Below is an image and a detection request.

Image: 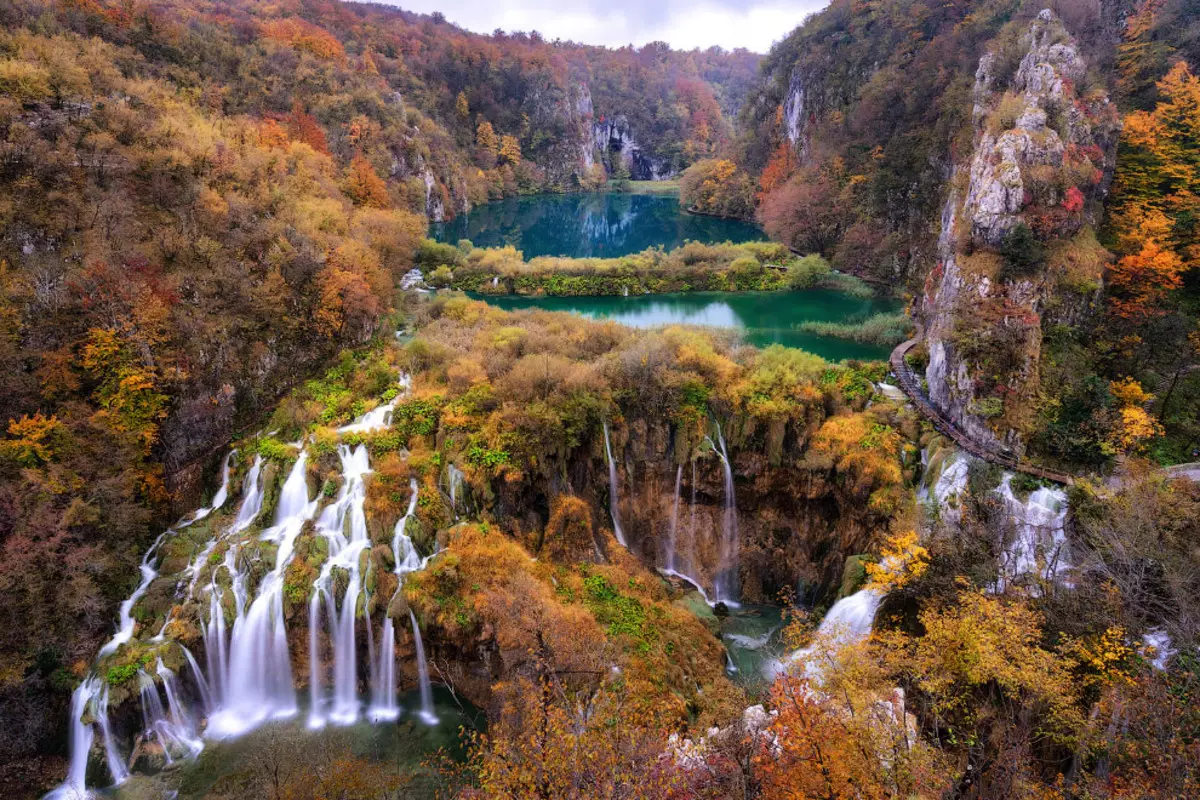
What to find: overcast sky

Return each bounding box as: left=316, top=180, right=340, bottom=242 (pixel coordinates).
left=383, top=1, right=830, bottom=53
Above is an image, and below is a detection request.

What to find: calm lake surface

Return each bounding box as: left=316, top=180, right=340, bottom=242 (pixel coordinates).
left=431, top=192, right=764, bottom=257
left=471, top=290, right=900, bottom=362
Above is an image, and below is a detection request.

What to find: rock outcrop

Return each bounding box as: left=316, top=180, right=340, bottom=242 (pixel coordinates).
left=593, top=115, right=675, bottom=181
left=921, top=9, right=1119, bottom=455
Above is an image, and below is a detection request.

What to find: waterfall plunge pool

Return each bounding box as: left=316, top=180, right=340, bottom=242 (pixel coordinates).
left=96, top=687, right=480, bottom=800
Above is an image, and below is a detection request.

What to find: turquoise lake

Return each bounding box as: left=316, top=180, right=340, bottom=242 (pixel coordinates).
left=431, top=191, right=764, bottom=258
left=469, top=290, right=900, bottom=362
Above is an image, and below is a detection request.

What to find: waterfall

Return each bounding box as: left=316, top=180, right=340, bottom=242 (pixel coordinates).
left=98, top=531, right=169, bottom=658
left=393, top=478, right=422, bottom=574
left=184, top=450, right=236, bottom=526
left=690, top=460, right=698, bottom=569
left=137, top=670, right=201, bottom=763
left=46, top=370, right=444, bottom=797
left=368, top=478, right=423, bottom=721
left=338, top=395, right=398, bottom=434
left=308, top=445, right=373, bottom=728
left=602, top=422, right=627, bottom=546
left=447, top=464, right=465, bottom=517
left=706, top=423, right=739, bottom=605
left=306, top=591, right=323, bottom=729
left=207, top=452, right=314, bottom=738
left=367, top=617, right=398, bottom=722
left=769, top=588, right=883, bottom=679
left=231, top=454, right=265, bottom=532
left=97, top=687, right=128, bottom=786
left=664, top=464, right=682, bottom=571
left=156, top=659, right=203, bottom=758
left=181, top=646, right=213, bottom=715
left=409, top=609, right=438, bottom=725
left=993, top=475, right=1070, bottom=590
left=46, top=679, right=99, bottom=800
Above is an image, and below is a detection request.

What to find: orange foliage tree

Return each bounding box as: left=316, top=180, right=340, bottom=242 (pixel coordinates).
left=344, top=156, right=390, bottom=208
left=261, top=18, right=346, bottom=61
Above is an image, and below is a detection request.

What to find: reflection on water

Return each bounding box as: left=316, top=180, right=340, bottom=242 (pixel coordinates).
left=431, top=192, right=764, bottom=258
left=471, top=290, right=901, bottom=362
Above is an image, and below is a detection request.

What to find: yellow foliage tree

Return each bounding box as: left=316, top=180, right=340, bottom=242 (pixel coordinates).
left=1, top=412, right=62, bottom=466
left=1108, top=377, right=1164, bottom=452
left=498, top=134, right=522, bottom=166
left=476, top=119, right=499, bottom=156
left=865, top=530, right=929, bottom=591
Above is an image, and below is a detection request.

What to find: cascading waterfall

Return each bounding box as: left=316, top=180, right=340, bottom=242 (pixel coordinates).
left=447, top=463, right=465, bottom=517
left=155, top=659, right=203, bottom=758
left=206, top=452, right=315, bottom=738
left=706, top=423, right=739, bottom=604
left=369, top=479, right=422, bottom=721
left=664, top=464, right=682, bottom=571
left=367, top=614, right=398, bottom=722
left=409, top=608, right=438, bottom=725
left=602, top=421, right=627, bottom=546
left=308, top=445, right=373, bottom=728
left=690, top=460, right=698, bottom=567
left=181, top=646, right=212, bottom=715
left=659, top=461, right=716, bottom=606
left=768, top=588, right=883, bottom=679
left=47, top=373, right=447, bottom=798
left=99, top=531, right=169, bottom=658
left=183, top=450, right=236, bottom=527
left=993, top=475, right=1070, bottom=590
left=47, top=679, right=99, bottom=800
left=96, top=687, right=128, bottom=787
left=231, top=455, right=266, bottom=532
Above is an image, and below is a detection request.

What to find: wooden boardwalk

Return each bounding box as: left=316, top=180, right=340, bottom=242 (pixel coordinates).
left=889, top=336, right=1076, bottom=485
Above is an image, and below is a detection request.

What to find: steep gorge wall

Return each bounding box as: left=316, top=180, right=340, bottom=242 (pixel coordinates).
left=920, top=10, right=1119, bottom=454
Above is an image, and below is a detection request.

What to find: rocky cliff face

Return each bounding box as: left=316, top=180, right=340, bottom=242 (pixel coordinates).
left=593, top=115, right=676, bottom=181
left=921, top=9, right=1119, bottom=454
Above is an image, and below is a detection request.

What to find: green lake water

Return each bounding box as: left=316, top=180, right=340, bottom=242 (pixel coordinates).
left=431, top=191, right=764, bottom=258
left=469, top=290, right=901, bottom=362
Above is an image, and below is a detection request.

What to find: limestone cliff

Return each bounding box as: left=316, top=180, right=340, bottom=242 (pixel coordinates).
left=593, top=115, right=676, bottom=181
left=921, top=9, right=1119, bottom=455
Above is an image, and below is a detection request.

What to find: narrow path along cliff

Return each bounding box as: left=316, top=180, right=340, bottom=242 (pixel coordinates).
left=891, top=332, right=1199, bottom=487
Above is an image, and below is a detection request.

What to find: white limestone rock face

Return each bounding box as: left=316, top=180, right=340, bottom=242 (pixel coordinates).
left=593, top=115, right=675, bottom=180
left=921, top=9, right=1119, bottom=455
left=783, top=66, right=807, bottom=149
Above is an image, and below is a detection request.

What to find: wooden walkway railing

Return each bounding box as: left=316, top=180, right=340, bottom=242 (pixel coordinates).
left=889, top=337, right=1076, bottom=486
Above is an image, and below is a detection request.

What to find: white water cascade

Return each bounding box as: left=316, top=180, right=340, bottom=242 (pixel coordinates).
left=368, top=479, right=422, bottom=721
left=602, top=421, right=627, bottom=546
left=183, top=450, right=236, bottom=527
left=154, top=659, right=204, bottom=758
left=46, top=374, right=449, bottom=798
left=706, top=423, right=739, bottom=604
left=96, top=687, right=128, bottom=787
left=47, top=679, right=100, bottom=800
left=664, top=464, right=683, bottom=571
left=993, top=475, right=1070, bottom=590
left=99, top=531, right=168, bottom=658
left=769, top=588, right=883, bottom=679
left=231, top=454, right=265, bottom=532
left=206, top=452, right=315, bottom=738
left=308, top=445, right=374, bottom=728
left=180, top=646, right=213, bottom=715
left=447, top=463, right=465, bottom=517
left=409, top=608, right=438, bottom=725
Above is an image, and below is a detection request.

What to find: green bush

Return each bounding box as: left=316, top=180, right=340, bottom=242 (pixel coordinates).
left=787, top=253, right=832, bottom=288
left=1000, top=223, right=1044, bottom=280
left=416, top=239, right=463, bottom=268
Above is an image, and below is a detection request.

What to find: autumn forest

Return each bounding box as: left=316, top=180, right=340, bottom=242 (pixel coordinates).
left=0, top=0, right=1198, bottom=799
